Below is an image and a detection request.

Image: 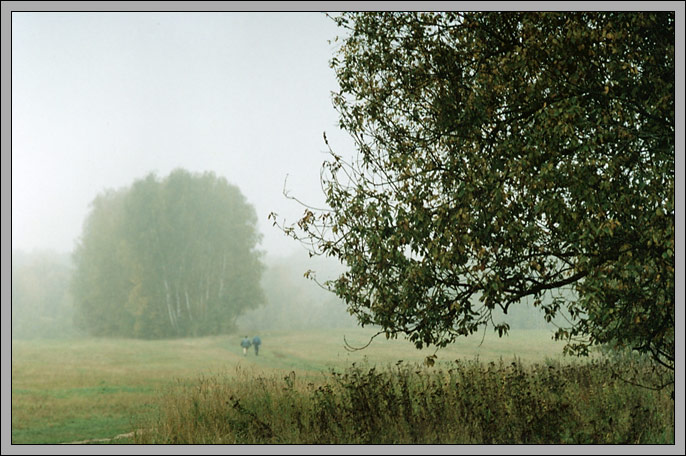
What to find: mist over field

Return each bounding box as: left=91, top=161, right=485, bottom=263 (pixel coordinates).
left=11, top=12, right=353, bottom=259
left=9, top=13, right=367, bottom=344
left=8, top=9, right=677, bottom=448
left=11, top=247, right=358, bottom=340
left=11, top=246, right=565, bottom=341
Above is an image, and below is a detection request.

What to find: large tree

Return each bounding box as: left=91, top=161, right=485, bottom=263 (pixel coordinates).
left=275, top=12, right=674, bottom=370
left=72, top=169, right=265, bottom=338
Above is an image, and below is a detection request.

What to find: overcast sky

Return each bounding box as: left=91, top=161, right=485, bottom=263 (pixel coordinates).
left=12, top=12, right=355, bottom=259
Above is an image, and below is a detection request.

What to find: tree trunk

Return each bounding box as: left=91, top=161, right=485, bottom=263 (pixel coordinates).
left=163, top=277, right=177, bottom=330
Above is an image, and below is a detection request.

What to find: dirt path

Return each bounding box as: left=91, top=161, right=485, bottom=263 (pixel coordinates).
left=61, top=430, right=139, bottom=445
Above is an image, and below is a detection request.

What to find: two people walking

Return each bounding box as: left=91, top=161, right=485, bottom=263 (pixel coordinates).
left=240, top=335, right=262, bottom=356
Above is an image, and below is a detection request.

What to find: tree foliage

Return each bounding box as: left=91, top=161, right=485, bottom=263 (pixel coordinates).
left=72, top=169, right=265, bottom=338
left=276, top=12, right=674, bottom=369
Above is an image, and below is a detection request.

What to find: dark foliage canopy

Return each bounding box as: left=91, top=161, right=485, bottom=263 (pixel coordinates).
left=275, top=12, right=674, bottom=370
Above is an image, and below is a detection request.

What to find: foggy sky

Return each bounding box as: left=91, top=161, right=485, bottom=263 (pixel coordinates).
left=11, top=12, right=354, bottom=258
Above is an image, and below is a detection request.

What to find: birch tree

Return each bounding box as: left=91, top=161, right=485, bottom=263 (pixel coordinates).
left=72, top=169, right=265, bottom=338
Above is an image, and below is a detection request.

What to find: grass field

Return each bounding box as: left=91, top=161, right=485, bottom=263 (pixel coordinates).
left=12, top=327, right=672, bottom=444
left=11, top=327, right=568, bottom=444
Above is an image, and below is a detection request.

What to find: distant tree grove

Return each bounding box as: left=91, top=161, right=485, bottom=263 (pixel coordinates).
left=72, top=169, right=265, bottom=338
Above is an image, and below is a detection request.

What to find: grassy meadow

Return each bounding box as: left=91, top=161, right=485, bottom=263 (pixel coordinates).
left=11, top=328, right=674, bottom=444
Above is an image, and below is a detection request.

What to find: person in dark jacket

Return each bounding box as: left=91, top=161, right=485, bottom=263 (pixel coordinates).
left=240, top=336, right=251, bottom=356
left=252, top=335, right=262, bottom=356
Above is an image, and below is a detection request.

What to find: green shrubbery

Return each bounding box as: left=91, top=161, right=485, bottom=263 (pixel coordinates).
left=133, top=358, right=674, bottom=444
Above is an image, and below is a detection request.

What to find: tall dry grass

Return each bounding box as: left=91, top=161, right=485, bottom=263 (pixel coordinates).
left=133, top=357, right=674, bottom=444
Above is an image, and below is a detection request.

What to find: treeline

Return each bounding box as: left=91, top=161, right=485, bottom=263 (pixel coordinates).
left=237, top=251, right=564, bottom=333
left=11, top=168, right=563, bottom=340
left=11, top=249, right=358, bottom=339
left=12, top=170, right=358, bottom=340
left=11, top=250, right=81, bottom=339
left=11, top=248, right=563, bottom=340
left=236, top=252, right=359, bottom=332
left=70, top=169, right=265, bottom=338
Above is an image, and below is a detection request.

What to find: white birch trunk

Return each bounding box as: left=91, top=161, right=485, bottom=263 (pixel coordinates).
left=206, top=274, right=211, bottom=302
left=185, top=288, right=192, bottom=321
left=163, top=278, right=177, bottom=330
left=175, top=286, right=181, bottom=321
left=218, top=253, right=226, bottom=298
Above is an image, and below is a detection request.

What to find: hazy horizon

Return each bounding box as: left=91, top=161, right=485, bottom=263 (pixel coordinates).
left=11, top=12, right=355, bottom=258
